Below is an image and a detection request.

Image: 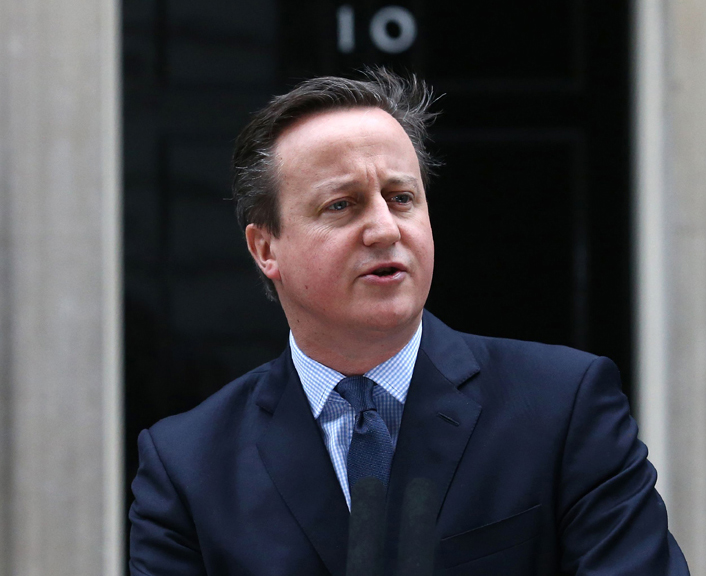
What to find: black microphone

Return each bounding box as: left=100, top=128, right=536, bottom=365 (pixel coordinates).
left=394, top=477, right=439, bottom=576
left=346, top=477, right=386, bottom=576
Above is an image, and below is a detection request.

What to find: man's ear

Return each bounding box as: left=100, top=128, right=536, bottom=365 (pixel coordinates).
left=245, top=223, right=281, bottom=281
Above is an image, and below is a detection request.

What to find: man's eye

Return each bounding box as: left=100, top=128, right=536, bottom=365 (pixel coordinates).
left=391, top=193, right=413, bottom=204
left=328, top=200, right=349, bottom=211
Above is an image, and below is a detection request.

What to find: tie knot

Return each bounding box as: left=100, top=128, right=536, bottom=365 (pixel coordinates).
left=336, top=376, right=376, bottom=413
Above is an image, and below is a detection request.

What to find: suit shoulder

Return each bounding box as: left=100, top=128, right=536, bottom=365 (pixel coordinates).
left=467, top=332, right=597, bottom=365
left=459, top=331, right=612, bottom=388
left=147, top=358, right=275, bottom=447
left=453, top=331, right=624, bottom=431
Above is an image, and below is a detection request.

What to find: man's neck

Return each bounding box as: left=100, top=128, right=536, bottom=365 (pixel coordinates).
left=289, top=315, right=422, bottom=375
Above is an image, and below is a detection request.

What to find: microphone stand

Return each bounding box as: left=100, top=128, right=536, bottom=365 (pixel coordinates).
left=345, top=477, right=439, bottom=576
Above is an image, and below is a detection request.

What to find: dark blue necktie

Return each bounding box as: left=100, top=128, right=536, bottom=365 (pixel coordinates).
left=336, top=376, right=394, bottom=491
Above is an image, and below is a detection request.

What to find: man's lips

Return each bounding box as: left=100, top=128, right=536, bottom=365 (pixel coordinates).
left=359, top=262, right=408, bottom=278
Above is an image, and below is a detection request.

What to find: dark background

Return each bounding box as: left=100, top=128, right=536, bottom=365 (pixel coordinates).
left=122, top=0, right=632, bottom=559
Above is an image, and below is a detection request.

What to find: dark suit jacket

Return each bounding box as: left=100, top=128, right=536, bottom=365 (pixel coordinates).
left=129, top=310, right=688, bottom=575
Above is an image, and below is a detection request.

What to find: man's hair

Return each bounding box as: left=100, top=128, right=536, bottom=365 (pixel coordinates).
left=231, top=67, right=440, bottom=300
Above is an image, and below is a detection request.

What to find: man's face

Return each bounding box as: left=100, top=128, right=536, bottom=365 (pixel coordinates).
left=247, top=107, right=434, bottom=340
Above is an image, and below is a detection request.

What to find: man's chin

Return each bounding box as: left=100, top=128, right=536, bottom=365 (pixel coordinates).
left=352, top=304, right=423, bottom=335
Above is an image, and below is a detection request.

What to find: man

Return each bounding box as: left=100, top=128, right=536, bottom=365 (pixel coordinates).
left=129, top=69, right=689, bottom=575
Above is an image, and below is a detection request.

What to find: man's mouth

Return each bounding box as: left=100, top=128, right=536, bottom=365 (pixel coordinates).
left=371, top=266, right=400, bottom=277
left=361, top=261, right=408, bottom=279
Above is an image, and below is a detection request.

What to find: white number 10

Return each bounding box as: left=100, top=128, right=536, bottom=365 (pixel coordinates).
left=337, top=5, right=418, bottom=54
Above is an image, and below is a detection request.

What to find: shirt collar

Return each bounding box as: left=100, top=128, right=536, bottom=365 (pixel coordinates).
left=290, top=321, right=423, bottom=419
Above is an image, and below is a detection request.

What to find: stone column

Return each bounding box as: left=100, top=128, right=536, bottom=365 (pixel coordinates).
left=0, top=0, right=123, bottom=574
left=665, top=0, right=706, bottom=572
left=635, top=1, right=706, bottom=573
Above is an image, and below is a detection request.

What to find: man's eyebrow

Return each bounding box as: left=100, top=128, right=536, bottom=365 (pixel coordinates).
left=384, top=175, right=419, bottom=190
left=313, top=177, right=360, bottom=192
left=313, top=174, right=420, bottom=192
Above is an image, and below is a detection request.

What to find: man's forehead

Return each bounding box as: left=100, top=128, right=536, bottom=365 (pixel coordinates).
left=278, top=106, right=395, bottom=138
left=274, top=108, right=418, bottom=177
left=275, top=107, right=410, bottom=154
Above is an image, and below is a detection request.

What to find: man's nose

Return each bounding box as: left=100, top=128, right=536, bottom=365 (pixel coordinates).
left=361, top=196, right=401, bottom=247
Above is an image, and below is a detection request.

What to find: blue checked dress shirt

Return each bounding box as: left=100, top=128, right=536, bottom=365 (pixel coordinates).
left=290, top=321, right=423, bottom=509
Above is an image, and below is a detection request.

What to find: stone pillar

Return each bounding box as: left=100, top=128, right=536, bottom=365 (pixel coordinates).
left=0, top=0, right=123, bottom=574
left=665, top=0, right=706, bottom=571
left=635, top=0, right=706, bottom=573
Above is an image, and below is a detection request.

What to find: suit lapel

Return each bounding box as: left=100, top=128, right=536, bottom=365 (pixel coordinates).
left=256, top=349, right=349, bottom=576
left=385, top=311, right=483, bottom=564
